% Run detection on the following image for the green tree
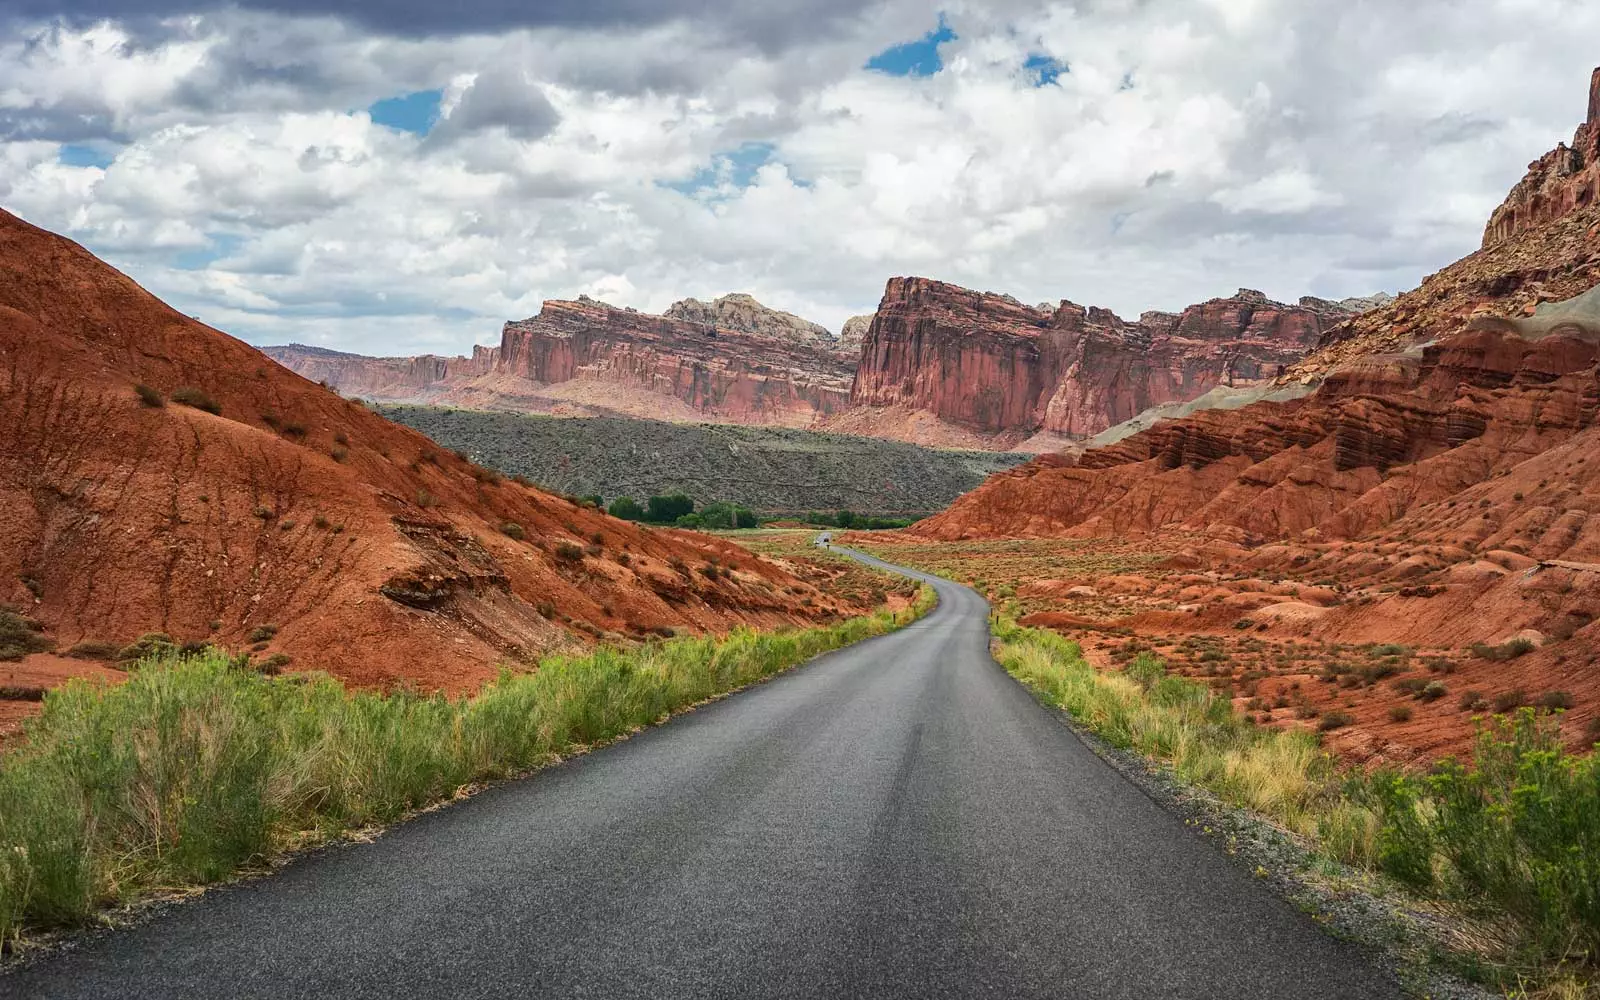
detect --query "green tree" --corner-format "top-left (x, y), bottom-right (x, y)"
top-left (646, 494), bottom-right (695, 523)
top-left (835, 509), bottom-right (856, 529)
top-left (579, 494), bottom-right (604, 508)
top-left (734, 507), bottom-right (759, 529)
top-left (698, 502), bottom-right (736, 530)
top-left (674, 513), bottom-right (705, 529)
top-left (608, 496), bottom-right (644, 521)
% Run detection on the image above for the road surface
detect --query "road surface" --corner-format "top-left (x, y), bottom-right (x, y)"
top-left (1, 548), bottom-right (1398, 999)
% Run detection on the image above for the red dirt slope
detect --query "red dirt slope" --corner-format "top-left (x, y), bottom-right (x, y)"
top-left (0, 208), bottom-right (838, 695)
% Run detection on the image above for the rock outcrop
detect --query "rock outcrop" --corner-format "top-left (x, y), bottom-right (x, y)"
top-left (662, 293), bottom-right (833, 345)
top-left (0, 208), bottom-right (839, 696)
top-left (1483, 67), bottom-right (1600, 247)
top-left (496, 296), bottom-right (855, 424)
top-left (837, 314), bottom-right (873, 354)
top-left (849, 279), bottom-right (1353, 443)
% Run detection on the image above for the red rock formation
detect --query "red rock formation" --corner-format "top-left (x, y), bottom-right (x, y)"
top-left (261, 343), bottom-right (496, 401)
top-left (267, 295), bottom-right (856, 427)
top-left (0, 208), bottom-right (839, 698)
top-left (1482, 67), bottom-right (1600, 247)
top-left (850, 278), bottom-right (1350, 441)
top-left (496, 296), bottom-right (854, 424)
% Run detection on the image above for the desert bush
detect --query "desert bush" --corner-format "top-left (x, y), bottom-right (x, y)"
top-left (134, 383), bottom-right (164, 408)
top-left (554, 542), bottom-right (584, 563)
top-left (63, 641), bottom-right (120, 662)
top-left (1533, 690), bottom-right (1575, 711)
top-left (330, 447), bottom-right (348, 463)
top-left (117, 633), bottom-right (177, 662)
top-left (1318, 711), bottom-right (1355, 732)
top-left (1419, 680), bottom-right (1448, 703)
top-left (1362, 710), bottom-right (1600, 964)
top-left (0, 586), bottom-right (935, 943)
top-left (1388, 705), bottom-right (1413, 723)
top-left (0, 611), bottom-right (55, 662)
top-left (500, 522), bottom-right (526, 541)
top-left (247, 625), bottom-right (278, 644)
top-left (1491, 689), bottom-right (1527, 713)
top-left (169, 386), bottom-right (221, 415)
top-left (1471, 638), bottom-right (1536, 662)
top-left (415, 489), bottom-right (438, 509)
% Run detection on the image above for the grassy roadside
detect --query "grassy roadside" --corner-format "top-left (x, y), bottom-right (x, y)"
top-left (0, 586), bottom-right (936, 949)
top-left (992, 617), bottom-right (1598, 997)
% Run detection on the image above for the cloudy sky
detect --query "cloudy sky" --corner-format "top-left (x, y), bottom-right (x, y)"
top-left (1, 0), bottom-right (1596, 356)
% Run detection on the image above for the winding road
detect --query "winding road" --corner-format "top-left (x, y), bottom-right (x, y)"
top-left (2, 548), bottom-right (1399, 999)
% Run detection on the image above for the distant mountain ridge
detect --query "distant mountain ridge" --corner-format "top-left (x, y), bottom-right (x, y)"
top-left (267, 282), bottom-right (1378, 451)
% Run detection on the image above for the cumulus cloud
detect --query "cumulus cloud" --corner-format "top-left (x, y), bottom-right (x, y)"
top-left (0, 0), bottom-right (1597, 356)
top-left (429, 65), bottom-right (560, 143)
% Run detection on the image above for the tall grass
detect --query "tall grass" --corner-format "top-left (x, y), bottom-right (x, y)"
top-left (0, 587), bottom-right (935, 945)
top-left (992, 619), bottom-right (1339, 839)
top-left (994, 617), bottom-right (1600, 981)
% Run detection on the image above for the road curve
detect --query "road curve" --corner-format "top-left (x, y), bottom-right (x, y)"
top-left (2, 548), bottom-right (1399, 999)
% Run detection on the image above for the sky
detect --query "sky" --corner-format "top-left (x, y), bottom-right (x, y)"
top-left (1, 1), bottom-right (1596, 357)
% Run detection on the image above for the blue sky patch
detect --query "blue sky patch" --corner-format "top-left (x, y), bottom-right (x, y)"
top-left (865, 15), bottom-right (956, 77)
top-left (368, 89), bottom-right (443, 135)
top-left (664, 142), bottom-right (779, 198)
top-left (1023, 54), bottom-right (1067, 87)
top-left (173, 233), bottom-right (245, 271)
top-left (57, 143), bottom-right (115, 169)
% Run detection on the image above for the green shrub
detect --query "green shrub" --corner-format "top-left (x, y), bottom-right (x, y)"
top-left (134, 383), bottom-right (164, 408)
top-left (1318, 711), bottom-right (1355, 732)
top-left (554, 542), bottom-right (584, 563)
top-left (169, 386), bottom-right (221, 415)
top-left (0, 611), bottom-right (54, 662)
top-left (500, 522), bottom-right (526, 541)
top-left (1533, 690), bottom-right (1575, 711)
top-left (247, 625), bottom-right (278, 644)
top-left (63, 641), bottom-right (121, 662)
top-left (118, 632), bottom-right (178, 662)
top-left (1388, 705), bottom-right (1413, 723)
top-left (1364, 711), bottom-right (1600, 963)
top-left (1471, 638), bottom-right (1536, 662)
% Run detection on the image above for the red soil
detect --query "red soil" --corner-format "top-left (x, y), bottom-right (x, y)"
top-left (0, 209), bottom-right (840, 707)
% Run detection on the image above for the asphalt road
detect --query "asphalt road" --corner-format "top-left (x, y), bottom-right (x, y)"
top-left (2, 547), bottom-right (1400, 999)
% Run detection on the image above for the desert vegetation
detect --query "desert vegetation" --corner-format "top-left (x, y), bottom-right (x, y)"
top-left (0, 588), bottom-right (934, 946)
top-left (995, 618), bottom-right (1599, 991)
top-left (376, 406), bottom-right (1026, 516)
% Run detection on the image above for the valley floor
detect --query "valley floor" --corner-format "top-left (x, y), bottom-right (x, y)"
top-left (844, 533), bottom-right (1600, 766)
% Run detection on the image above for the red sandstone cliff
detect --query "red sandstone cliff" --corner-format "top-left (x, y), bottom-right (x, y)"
top-left (1482, 67), bottom-right (1600, 247)
top-left (266, 294), bottom-right (857, 426)
top-left (849, 279), bottom-right (1350, 443)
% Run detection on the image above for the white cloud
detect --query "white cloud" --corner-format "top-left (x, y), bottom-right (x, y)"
top-left (1, 0), bottom-right (1598, 354)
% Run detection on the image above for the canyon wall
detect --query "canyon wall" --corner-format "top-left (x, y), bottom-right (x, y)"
top-left (494, 295), bottom-right (856, 424)
top-left (267, 294), bottom-right (857, 426)
top-left (1481, 67), bottom-right (1600, 247)
top-left (849, 278), bottom-right (1352, 442)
